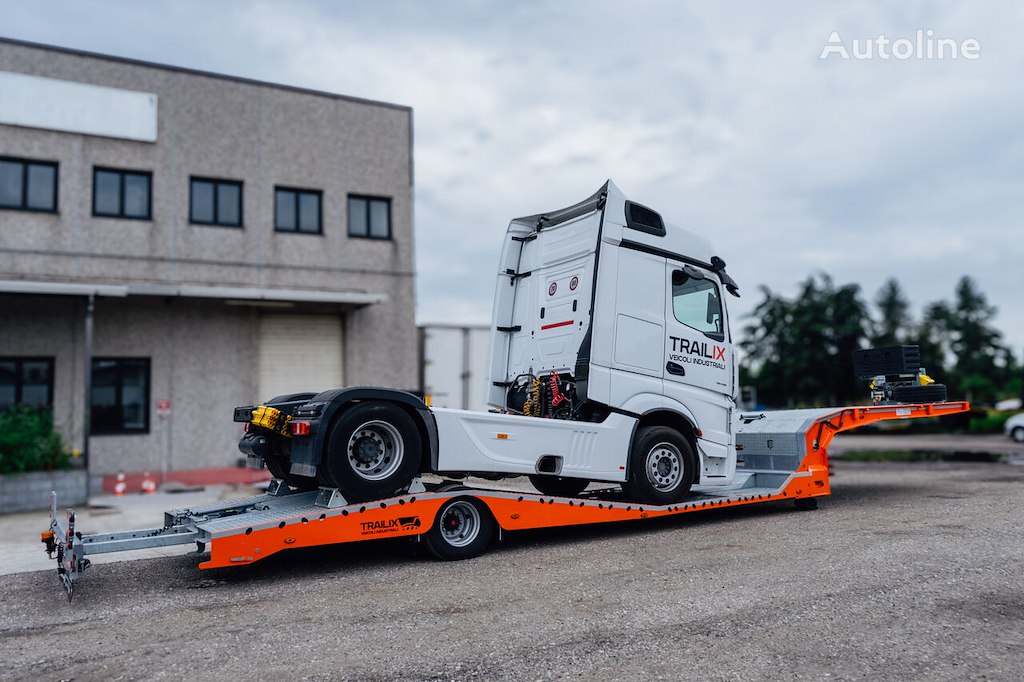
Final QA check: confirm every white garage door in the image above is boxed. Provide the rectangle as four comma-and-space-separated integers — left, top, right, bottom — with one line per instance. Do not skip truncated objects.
258, 314, 344, 401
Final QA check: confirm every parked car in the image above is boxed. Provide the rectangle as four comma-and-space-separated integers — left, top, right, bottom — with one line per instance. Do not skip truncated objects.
1004, 413, 1024, 443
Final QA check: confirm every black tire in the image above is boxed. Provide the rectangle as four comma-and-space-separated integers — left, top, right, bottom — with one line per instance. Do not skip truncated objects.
423, 497, 495, 561
794, 497, 818, 511
265, 452, 317, 490
891, 383, 947, 404
528, 474, 589, 498
319, 401, 422, 502
264, 453, 290, 480
622, 426, 696, 505
1011, 427, 1024, 444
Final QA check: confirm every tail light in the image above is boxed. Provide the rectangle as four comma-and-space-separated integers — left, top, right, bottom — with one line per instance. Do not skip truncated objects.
290, 420, 312, 436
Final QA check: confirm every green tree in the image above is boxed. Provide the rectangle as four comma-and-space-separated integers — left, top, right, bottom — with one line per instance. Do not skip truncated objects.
871, 278, 912, 347
743, 273, 1018, 408
915, 301, 948, 378
925, 276, 1017, 404
741, 274, 869, 407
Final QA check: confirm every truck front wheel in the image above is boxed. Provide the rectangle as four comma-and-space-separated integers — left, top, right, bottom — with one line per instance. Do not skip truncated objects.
623, 426, 695, 505
320, 401, 422, 502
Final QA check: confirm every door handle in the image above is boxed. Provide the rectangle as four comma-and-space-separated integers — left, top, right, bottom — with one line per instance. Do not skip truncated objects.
666, 361, 686, 376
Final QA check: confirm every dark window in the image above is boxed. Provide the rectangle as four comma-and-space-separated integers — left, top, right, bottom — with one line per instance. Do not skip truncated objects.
0, 357, 55, 411
274, 187, 322, 234
672, 269, 725, 341
90, 358, 150, 435
348, 195, 391, 239
92, 168, 152, 220
0, 157, 58, 212
190, 177, 242, 227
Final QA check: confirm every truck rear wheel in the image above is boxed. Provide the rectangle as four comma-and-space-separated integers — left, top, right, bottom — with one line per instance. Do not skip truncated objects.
423, 497, 495, 561
264, 450, 311, 489
528, 475, 589, 498
265, 452, 317, 491
320, 401, 422, 502
623, 426, 695, 505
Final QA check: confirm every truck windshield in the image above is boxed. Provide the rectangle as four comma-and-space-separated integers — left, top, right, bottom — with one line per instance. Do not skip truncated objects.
672, 275, 725, 341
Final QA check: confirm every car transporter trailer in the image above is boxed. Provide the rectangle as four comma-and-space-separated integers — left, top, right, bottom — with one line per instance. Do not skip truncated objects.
43, 400, 967, 601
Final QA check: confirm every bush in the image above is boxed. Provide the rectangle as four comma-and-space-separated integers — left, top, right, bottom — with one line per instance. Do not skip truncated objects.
0, 406, 71, 475
967, 409, 1019, 435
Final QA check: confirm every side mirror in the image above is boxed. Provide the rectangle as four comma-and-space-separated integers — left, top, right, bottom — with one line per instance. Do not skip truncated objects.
706, 292, 720, 325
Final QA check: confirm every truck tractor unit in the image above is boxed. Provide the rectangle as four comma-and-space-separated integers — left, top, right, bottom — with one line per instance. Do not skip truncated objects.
237, 181, 746, 506
233, 181, 939, 507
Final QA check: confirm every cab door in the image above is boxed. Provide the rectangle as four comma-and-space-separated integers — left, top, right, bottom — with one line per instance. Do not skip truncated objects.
661, 262, 734, 449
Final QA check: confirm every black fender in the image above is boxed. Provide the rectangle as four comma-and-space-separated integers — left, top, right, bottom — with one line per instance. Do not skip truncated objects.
287, 387, 439, 478
619, 407, 701, 485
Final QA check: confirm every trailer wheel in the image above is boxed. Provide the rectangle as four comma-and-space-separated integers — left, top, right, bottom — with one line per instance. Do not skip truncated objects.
423, 497, 495, 561
321, 401, 422, 502
528, 475, 589, 498
623, 426, 695, 505
891, 383, 947, 404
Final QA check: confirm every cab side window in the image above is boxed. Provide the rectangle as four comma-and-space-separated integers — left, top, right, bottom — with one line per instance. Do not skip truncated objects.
672, 269, 725, 341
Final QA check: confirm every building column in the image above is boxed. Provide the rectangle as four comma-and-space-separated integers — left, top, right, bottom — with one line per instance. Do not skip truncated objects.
82, 294, 94, 496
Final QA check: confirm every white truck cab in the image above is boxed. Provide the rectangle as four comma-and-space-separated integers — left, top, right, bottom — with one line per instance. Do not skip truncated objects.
448, 180, 741, 492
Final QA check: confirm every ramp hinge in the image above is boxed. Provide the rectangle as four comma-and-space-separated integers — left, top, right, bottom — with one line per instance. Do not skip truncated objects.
496, 325, 522, 333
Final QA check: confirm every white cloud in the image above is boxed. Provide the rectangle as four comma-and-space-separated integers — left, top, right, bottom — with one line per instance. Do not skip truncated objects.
4, 0, 1022, 352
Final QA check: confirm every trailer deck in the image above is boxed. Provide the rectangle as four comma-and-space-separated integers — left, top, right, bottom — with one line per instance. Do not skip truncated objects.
43, 401, 969, 600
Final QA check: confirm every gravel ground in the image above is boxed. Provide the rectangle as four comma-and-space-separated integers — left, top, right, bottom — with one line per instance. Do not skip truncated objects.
2, 460, 1022, 681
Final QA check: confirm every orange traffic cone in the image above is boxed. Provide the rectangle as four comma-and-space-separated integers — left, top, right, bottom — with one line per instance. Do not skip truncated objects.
113, 470, 127, 496
141, 471, 156, 494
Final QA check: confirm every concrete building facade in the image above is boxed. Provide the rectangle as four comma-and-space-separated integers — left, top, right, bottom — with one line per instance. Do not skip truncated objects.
0, 38, 416, 476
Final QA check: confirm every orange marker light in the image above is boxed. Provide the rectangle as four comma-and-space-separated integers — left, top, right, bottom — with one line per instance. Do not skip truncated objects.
496, 433, 508, 440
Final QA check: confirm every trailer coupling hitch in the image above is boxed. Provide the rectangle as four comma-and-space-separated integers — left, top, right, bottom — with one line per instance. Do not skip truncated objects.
45, 493, 90, 602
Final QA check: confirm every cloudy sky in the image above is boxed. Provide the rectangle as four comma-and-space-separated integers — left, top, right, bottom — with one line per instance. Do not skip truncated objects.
4, 1, 1022, 354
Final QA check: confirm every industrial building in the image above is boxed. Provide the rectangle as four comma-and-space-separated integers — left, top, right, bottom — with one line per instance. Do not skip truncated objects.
0, 38, 416, 478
